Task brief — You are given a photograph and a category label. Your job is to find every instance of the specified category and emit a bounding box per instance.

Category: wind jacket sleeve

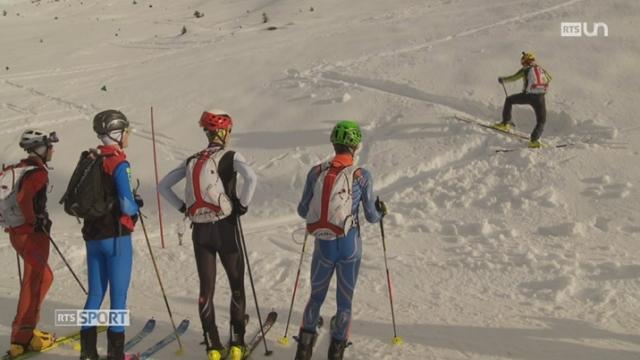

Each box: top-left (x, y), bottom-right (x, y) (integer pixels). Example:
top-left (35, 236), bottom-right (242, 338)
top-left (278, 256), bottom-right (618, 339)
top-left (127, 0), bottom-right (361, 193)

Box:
top-left (158, 160), bottom-right (187, 211)
top-left (233, 153), bottom-right (257, 207)
top-left (297, 167), bottom-right (319, 219)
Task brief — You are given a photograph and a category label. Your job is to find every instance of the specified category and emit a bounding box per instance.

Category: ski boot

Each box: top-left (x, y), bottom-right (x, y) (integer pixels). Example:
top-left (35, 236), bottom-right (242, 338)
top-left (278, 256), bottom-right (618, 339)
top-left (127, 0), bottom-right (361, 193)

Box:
top-left (294, 329), bottom-right (318, 360)
top-left (229, 344), bottom-right (247, 360)
top-left (7, 343), bottom-right (28, 358)
top-left (80, 327), bottom-right (99, 360)
top-left (228, 320), bottom-right (246, 360)
top-left (328, 337), bottom-right (349, 360)
top-left (492, 122), bottom-right (514, 132)
top-left (107, 330), bottom-right (125, 360)
top-left (203, 329), bottom-right (225, 360)
top-left (528, 139), bottom-right (542, 148)
top-left (30, 329), bottom-right (54, 351)
top-left (207, 349), bottom-right (223, 360)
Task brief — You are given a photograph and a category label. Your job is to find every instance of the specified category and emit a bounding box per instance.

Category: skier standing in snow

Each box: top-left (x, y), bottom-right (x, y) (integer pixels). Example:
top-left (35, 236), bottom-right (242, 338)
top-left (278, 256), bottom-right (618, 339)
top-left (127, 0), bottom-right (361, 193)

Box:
top-left (158, 110), bottom-right (257, 360)
top-left (294, 120), bottom-right (387, 360)
top-left (495, 51), bottom-right (552, 148)
top-left (2, 129), bottom-right (58, 358)
top-left (75, 110), bottom-right (141, 360)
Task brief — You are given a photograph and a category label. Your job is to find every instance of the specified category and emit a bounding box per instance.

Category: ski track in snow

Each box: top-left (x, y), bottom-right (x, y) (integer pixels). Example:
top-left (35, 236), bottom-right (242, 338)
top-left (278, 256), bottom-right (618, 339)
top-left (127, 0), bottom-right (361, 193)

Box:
top-left (0, 78), bottom-right (194, 160)
top-left (2, 79), bottom-right (98, 115)
top-left (310, 0), bottom-right (587, 71)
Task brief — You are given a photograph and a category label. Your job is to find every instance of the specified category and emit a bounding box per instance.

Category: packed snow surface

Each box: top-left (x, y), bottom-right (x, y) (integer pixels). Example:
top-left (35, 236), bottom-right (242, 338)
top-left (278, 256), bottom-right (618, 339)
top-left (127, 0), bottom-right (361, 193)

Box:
top-left (1, 0), bottom-right (639, 359)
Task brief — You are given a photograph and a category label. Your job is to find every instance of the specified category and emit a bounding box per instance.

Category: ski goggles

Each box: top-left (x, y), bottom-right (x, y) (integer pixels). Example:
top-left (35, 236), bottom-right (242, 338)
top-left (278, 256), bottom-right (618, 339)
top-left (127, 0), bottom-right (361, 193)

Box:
top-left (45, 131), bottom-right (59, 147)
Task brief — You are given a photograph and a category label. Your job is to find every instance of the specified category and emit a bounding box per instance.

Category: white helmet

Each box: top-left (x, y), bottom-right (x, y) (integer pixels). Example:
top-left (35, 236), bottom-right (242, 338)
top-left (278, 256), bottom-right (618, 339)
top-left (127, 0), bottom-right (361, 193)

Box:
top-left (19, 129), bottom-right (59, 151)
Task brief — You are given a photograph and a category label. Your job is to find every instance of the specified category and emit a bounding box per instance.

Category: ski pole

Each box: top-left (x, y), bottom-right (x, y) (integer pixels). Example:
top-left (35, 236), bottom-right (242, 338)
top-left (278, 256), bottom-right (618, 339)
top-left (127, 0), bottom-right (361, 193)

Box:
top-left (501, 82), bottom-right (508, 97)
top-left (46, 233), bottom-right (88, 295)
top-left (138, 211), bottom-right (184, 354)
top-left (150, 106), bottom-right (167, 249)
top-left (278, 231), bottom-right (309, 346)
top-left (377, 197), bottom-right (403, 345)
top-left (236, 216), bottom-right (273, 356)
top-left (16, 252), bottom-right (22, 286)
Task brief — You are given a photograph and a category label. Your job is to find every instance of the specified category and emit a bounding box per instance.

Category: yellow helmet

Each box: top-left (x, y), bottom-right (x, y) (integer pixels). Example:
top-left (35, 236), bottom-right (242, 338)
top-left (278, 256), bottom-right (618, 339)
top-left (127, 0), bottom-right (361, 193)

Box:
top-left (521, 51), bottom-right (535, 65)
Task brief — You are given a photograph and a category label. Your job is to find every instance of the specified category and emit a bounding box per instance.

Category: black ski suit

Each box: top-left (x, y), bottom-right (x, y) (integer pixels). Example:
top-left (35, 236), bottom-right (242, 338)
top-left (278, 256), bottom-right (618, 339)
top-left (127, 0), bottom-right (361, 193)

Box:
top-left (158, 146), bottom-right (257, 350)
top-left (500, 65), bottom-right (551, 141)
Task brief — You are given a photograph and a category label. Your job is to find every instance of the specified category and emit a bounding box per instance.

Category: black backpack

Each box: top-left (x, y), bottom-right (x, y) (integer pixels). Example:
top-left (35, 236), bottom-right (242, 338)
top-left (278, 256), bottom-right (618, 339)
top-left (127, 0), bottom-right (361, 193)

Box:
top-left (60, 149), bottom-right (116, 220)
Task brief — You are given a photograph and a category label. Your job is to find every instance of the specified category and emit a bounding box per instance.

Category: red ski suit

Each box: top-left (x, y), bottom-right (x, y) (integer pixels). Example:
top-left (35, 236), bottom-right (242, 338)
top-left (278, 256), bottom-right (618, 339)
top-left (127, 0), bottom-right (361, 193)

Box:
top-left (5, 157), bottom-right (53, 345)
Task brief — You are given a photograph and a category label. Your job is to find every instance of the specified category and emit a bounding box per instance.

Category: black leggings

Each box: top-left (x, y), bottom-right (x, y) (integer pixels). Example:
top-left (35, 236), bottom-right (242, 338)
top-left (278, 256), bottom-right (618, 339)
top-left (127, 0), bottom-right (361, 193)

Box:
top-left (502, 92), bottom-right (546, 141)
top-left (192, 219), bottom-right (246, 347)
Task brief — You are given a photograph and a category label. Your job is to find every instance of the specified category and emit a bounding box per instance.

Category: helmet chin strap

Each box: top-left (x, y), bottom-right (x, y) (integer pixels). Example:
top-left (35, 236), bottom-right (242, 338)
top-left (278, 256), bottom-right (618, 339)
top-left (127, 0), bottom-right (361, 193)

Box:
top-left (28, 146), bottom-right (49, 167)
top-left (102, 130), bottom-right (124, 147)
top-left (206, 130), bottom-right (227, 147)
top-left (349, 143), bottom-right (361, 156)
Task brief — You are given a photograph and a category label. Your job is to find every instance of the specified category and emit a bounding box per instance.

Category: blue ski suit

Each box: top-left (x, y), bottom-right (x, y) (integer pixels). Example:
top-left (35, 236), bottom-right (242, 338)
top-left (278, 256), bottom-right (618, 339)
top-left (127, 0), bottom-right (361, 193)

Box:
top-left (297, 155), bottom-right (382, 341)
top-left (82, 147), bottom-right (138, 333)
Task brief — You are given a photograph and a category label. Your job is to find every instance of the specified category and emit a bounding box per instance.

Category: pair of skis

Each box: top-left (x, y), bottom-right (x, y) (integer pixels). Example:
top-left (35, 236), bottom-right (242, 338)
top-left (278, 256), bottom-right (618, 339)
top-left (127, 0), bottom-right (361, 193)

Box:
top-left (130, 318), bottom-right (189, 360)
top-left (452, 115), bottom-right (576, 152)
top-left (1, 327), bottom-right (107, 360)
top-left (2, 319), bottom-right (186, 360)
top-left (238, 311), bottom-right (278, 360)
top-left (116, 311), bottom-right (277, 359)
top-left (6, 311), bottom-right (277, 360)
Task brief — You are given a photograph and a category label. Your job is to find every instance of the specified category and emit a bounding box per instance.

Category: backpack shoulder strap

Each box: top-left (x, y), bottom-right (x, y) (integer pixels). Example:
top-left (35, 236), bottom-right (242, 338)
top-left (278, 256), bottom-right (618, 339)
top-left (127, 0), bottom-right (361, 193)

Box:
top-left (186, 147), bottom-right (220, 167)
top-left (186, 150), bottom-right (204, 166)
top-left (15, 164), bottom-right (43, 192)
top-left (218, 150), bottom-right (235, 170)
top-left (218, 150), bottom-right (236, 178)
top-left (318, 161), bottom-right (333, 173)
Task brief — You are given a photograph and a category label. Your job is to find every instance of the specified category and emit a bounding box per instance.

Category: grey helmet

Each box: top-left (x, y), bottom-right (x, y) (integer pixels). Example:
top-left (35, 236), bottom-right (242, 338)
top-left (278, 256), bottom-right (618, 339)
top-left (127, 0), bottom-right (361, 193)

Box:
top-left (19, 129), bottom-right (59, 151)
top-left (93, 110), bottom-right (129, 135)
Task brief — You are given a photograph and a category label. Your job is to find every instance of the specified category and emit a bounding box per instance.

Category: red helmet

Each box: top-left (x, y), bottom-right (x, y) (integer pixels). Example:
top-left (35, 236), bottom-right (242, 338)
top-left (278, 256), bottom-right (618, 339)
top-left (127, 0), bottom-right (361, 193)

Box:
top-left (199, 110), bottom-right (233, 131)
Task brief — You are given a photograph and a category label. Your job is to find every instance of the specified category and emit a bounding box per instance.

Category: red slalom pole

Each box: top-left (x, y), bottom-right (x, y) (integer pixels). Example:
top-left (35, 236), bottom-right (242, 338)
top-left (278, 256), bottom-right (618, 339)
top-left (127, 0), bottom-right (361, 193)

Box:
top-left (150, 107), bottom-right (166, 249)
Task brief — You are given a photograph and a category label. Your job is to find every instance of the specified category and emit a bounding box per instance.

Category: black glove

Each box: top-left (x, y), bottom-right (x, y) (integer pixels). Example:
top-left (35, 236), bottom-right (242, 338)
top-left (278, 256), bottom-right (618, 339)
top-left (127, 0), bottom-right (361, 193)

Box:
top-left (234, 198), bottom-right (248, 216)
top-left (134, 193), bottom-right (144, 208)
top-left (375, 198), bottom-right (387, 217)
top-left (34, 214), bottom-right (52, 234)
top-left (498, 77), bottom-right (504, 84)
top-left (179, 203), bottom-right (187, 214)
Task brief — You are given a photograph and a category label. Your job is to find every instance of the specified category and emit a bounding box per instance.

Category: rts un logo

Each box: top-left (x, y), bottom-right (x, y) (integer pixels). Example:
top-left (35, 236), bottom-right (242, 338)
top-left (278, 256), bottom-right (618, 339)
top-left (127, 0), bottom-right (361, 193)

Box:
top-left (561, 22), bottom-right (609, 37)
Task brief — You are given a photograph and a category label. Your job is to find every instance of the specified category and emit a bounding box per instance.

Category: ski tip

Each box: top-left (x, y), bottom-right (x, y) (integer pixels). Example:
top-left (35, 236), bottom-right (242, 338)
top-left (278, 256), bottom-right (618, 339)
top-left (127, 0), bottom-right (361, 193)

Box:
top-left (277, 336), bottom-right (290, 346)
top-left (392, 336), bottom-right (404, 346)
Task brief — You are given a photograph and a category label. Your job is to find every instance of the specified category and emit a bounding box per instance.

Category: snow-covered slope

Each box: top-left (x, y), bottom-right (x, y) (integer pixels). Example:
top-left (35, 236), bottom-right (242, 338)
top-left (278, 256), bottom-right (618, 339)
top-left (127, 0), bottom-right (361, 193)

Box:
top-left (1, 0), bottom-right (639, 359)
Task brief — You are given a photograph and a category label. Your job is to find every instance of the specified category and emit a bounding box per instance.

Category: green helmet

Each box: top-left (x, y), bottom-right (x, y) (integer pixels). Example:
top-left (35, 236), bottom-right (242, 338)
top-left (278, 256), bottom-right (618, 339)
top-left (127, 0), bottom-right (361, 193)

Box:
top-left (330, 120), bottom-right (362, 147)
